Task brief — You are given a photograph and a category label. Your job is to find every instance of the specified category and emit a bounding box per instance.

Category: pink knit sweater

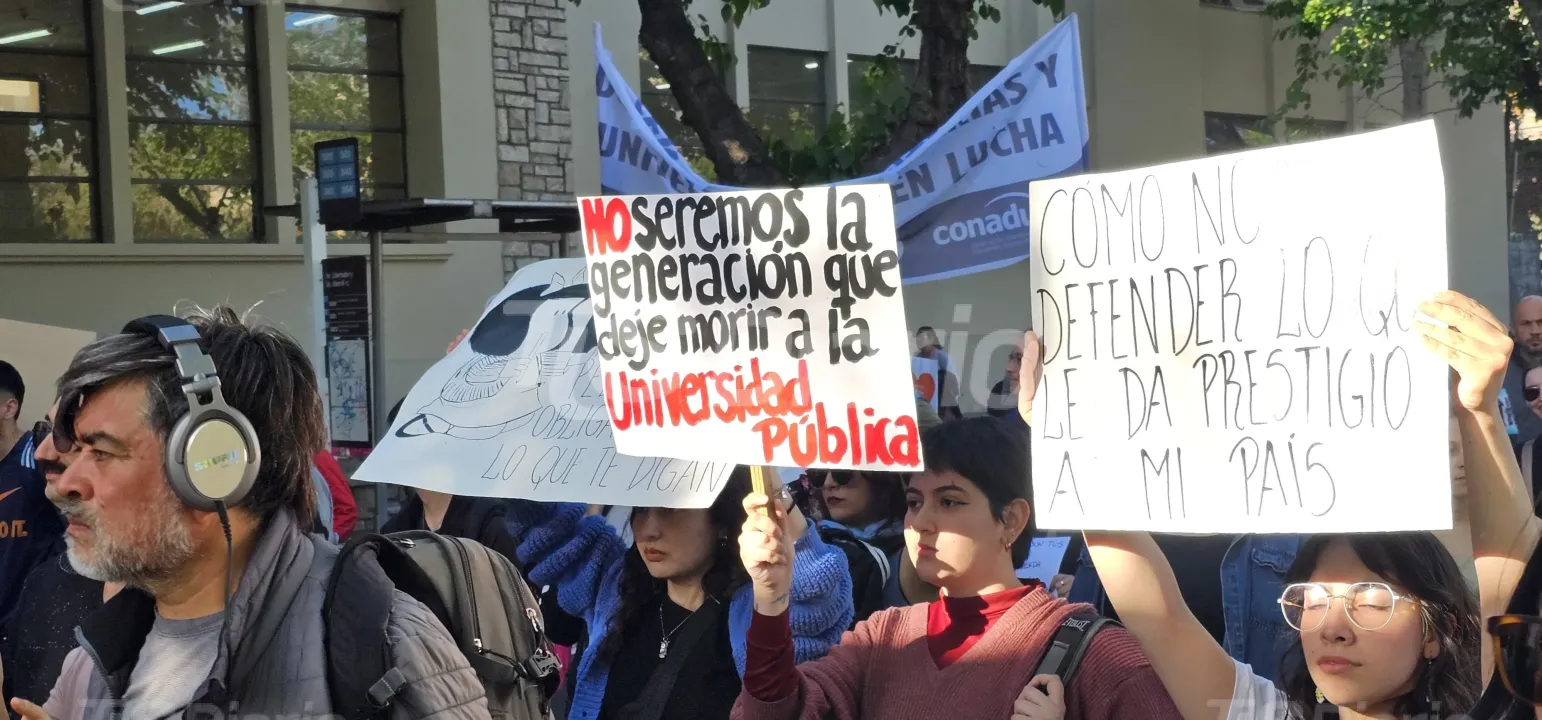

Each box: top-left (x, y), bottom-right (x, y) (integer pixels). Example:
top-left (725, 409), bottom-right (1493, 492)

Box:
top-left (731, 588), bottom-right (1182, 720)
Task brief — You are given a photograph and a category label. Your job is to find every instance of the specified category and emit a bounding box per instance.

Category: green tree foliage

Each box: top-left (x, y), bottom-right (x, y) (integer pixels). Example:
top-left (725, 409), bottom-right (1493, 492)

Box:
top-left (1267, 0), bottom-right (1542, 120)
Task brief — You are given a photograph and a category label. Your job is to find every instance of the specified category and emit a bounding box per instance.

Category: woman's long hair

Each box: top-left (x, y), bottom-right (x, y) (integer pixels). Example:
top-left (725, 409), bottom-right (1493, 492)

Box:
top-left (1277, 532), bottom-right (1481, 718)
top-left (596, 466), bottom-right (752, 663)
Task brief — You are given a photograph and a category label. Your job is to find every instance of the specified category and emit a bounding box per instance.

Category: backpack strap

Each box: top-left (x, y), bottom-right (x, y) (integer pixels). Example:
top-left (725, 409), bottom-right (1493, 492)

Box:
top-left (619, 599), bottom-right (725, 720)
top-left (1032, 612), bottom-right (1117, 687)
top-left (324, 534), bottom-right (402, 720)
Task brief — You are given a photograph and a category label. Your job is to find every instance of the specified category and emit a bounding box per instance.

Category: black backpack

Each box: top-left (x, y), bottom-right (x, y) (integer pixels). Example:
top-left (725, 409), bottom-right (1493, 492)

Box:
top-left (1032, 611), bottom-right (1118, 686)
top-left (323, 530), bottom-right (563, 719)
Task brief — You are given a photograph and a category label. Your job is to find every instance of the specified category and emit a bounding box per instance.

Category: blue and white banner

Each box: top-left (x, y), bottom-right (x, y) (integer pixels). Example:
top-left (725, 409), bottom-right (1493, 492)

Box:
top-left (593, 16), bottom-right (1088, 284)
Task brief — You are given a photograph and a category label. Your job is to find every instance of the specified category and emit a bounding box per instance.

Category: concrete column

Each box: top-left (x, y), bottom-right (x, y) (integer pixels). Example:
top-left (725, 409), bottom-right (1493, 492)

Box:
top-left (401, 0), bottom-right (499, 232)
top-left (1070, 0), bottom-right (1203, 170)
top-left (93, 4), bottom-right (132, 244)
top-left (255, 3), bottom-right (295, 243)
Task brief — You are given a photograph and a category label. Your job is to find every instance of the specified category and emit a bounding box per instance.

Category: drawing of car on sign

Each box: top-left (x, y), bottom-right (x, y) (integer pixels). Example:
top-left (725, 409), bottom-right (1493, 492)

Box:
top-left (395, 262), bottom-right (602, 441)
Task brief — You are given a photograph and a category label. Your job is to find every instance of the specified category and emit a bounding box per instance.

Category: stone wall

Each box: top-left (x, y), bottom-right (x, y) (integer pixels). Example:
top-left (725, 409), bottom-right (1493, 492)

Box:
top-left (490, 0), bottom-right (574, 278)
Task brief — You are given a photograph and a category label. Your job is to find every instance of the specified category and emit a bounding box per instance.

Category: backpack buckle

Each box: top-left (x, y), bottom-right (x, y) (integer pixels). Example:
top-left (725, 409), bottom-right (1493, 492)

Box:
top-left (368, 667), bottom-right (408, 708)
top-left (524, 648), bottom-right (561, 679)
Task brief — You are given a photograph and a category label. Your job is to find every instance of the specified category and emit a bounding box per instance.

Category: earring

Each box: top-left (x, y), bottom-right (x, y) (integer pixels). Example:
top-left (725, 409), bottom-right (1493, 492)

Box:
top-left (1314, 687), bottom-right (1325, 704)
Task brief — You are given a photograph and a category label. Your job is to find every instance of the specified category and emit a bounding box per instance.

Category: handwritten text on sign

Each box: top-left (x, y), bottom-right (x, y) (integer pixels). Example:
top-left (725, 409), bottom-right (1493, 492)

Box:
top-left (580, 185), bottom-right (922, 471)
top-left (1028, 121), bottom-right (1450, 533)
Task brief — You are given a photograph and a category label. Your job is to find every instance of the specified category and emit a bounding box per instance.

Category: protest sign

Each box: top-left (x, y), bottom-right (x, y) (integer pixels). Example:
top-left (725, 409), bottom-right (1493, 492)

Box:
top-left (912, 356), bottom-right (941, 411)
top-left (592, 16), bottom-right (1087, 283)
top-left (1028, 121), bottom-right (1450, 533)
top-left (579, 184), bottom-right (922, 472)
top-left (354, 258), bottom-right (734, 508)
top-left (1017, 536), bottom-right (1072, 587)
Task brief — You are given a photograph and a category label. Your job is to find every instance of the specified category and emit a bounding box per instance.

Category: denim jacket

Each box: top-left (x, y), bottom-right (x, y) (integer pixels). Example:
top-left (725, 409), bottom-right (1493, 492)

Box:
top-left (1069, 534), bottom-right (1302, 682)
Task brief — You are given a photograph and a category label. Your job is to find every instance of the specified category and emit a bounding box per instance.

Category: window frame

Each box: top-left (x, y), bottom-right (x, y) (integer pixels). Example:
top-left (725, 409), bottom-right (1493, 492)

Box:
top-left (125, 1), bottom-right (263, 242)
top-left (286, 4), bottom-right (407, 202)
top-left (0, 0), bottom-right (100, 242)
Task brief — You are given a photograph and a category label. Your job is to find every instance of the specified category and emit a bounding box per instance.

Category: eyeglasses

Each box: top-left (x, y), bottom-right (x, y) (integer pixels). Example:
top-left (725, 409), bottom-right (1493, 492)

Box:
top-left (1527, 386), bottom-right (1541, 403)
top-left (1277, 582), bottom-right (1415, 632)
top-left (805, 471), bottom-right (855, 489)
top-left (32, 419), bottom-right (72, 455)
top-left (1490, 615), bottom-right (1542, 706)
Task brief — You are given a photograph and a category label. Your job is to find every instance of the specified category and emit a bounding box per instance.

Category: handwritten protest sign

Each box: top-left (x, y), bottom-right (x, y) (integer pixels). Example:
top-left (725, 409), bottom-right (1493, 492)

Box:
top-left (579, 185), bottom-right (922, 471)
top-left (1028, 121), bottom-right (1449, 533)
top-left (355, 258), bottom-right (734, 508)
top-left (1017, 536), bottom-right (1072, 587)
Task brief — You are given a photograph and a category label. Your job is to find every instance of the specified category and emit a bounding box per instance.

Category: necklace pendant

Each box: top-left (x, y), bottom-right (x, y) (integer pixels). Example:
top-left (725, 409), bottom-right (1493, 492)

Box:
top-left (658, 639), bottom-right (669, 659)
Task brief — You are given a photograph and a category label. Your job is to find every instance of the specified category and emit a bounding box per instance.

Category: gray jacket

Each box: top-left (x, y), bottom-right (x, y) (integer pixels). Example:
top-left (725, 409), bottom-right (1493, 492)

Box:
top-left (73, 510), bottom-right (489, 719)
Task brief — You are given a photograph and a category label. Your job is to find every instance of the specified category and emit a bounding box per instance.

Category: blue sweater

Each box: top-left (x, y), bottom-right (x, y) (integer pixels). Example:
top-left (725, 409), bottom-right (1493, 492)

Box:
top-left (505, 502), bottom-right (852, 720)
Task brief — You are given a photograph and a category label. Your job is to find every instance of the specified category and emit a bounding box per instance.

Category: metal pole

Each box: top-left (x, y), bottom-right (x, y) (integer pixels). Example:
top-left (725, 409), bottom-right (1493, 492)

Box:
top-left (299, 178), bottom-right (330, 441)
top-left (369, 229), bottom-right (389, 529)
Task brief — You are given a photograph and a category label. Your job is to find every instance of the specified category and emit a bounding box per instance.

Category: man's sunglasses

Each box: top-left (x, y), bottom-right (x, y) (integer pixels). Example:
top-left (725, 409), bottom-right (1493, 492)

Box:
top-left (32, 419), bottom-right (73, 454)
top-left (1490, 614), bottom-right (1542, 706)
top-left (1527, 386), bottom-right (1540, 403)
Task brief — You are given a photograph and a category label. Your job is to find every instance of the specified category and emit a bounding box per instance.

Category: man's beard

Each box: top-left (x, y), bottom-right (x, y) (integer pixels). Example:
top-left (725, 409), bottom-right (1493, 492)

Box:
top-left (51, 482), bottom-right (197, 588)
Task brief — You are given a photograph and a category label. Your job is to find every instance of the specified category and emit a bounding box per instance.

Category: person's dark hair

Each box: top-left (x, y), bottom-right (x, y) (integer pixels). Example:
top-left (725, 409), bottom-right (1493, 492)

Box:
top-left (919, 416), bottom-right (1034, 566)
top-left (1277, 533), bottom-right (1481, 718)
top-left (859, 470), bottom-right (908, 525)
top-left (0, 360), bottom-right (24, 415)
top-left (54, 306), bottom-right (324, 526)
top-left (597, 466), bottom-right (752, 663)
top-left (916, 326), bottom-right (935, 336)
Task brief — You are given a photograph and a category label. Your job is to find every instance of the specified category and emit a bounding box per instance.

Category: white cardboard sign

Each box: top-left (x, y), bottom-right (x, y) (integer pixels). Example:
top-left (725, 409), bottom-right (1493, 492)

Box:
top-left (578, 185), bottom-right (922, 472)
top-left (355, 259), bottom-right (734, 508)
top-left (1028, 121), bottom-right (1450, 532)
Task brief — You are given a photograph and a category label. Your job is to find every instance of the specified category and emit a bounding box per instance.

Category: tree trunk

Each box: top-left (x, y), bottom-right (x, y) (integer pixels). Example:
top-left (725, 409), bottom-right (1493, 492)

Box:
top-left (639, 0), bottom-right (783, 186)
top-left (860, 0), bottom-right (974, 174)
top-left (1398, 39), bottom-right (1428, 119)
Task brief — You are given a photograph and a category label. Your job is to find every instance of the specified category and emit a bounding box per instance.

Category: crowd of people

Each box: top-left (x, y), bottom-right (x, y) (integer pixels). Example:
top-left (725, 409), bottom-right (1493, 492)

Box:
top-left (0, 289), bottom-right (1539, 719)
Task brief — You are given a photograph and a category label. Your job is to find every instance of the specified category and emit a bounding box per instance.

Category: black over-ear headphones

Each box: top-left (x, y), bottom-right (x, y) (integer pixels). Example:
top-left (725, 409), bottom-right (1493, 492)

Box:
top-left (122, 314), bottom-right (261, 512)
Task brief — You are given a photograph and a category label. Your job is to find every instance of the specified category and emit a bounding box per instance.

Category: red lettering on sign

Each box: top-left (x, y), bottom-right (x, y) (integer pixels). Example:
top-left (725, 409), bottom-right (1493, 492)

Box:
top-left (581, 197), bottom-right (631, 255)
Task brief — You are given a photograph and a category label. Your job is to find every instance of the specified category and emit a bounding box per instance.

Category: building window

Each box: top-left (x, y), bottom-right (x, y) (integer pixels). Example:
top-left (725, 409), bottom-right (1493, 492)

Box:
top-left (1285, 118), bottom-right (1347, 143)
top-left (286, 8), bottom-right (405, 204)
top-left (0, 0), bottom-right (96, 242)
top-left (126, 2), bottom-right (259, 242)
top-left (846, 54), bottom-right (915, 115)
top-left (748, 47), bottom-right (826, 146)
top-left (1204, 112), bottom-right (1275, 155)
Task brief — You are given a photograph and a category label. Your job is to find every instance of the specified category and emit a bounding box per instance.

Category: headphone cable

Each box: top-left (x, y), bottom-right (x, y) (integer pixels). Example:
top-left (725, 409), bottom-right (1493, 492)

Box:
top-left (214, 501), bottom-right (235, 700)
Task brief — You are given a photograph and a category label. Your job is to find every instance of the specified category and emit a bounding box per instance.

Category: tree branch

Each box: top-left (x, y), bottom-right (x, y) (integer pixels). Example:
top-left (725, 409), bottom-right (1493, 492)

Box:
top-left (640, 0), bottom-right (783, 186)
top-left (157, 185), bottom-right (223, 240)
top-left (858, 0), bottom-right (975, 174)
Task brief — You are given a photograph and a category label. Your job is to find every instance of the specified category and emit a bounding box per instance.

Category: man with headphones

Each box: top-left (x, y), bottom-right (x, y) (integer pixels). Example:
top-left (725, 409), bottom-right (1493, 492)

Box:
top-left (7, 309), bottom-right (490, 719)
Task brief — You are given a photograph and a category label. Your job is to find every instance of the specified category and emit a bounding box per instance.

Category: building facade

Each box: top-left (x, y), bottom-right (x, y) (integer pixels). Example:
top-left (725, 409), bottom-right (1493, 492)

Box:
top-left (0, 0), bottom-right (1508, 419)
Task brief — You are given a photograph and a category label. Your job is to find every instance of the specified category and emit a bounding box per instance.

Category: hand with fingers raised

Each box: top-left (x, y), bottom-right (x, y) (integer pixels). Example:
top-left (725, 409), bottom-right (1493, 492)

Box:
top-left (1413, 291), bottom-right (1513, 414)
top-left (447, 328), bottom-right (470, 356)
top-left (1011, 675), bottom-right (1066, 720)
top-left (740, 490), bottom-right (796, 617)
